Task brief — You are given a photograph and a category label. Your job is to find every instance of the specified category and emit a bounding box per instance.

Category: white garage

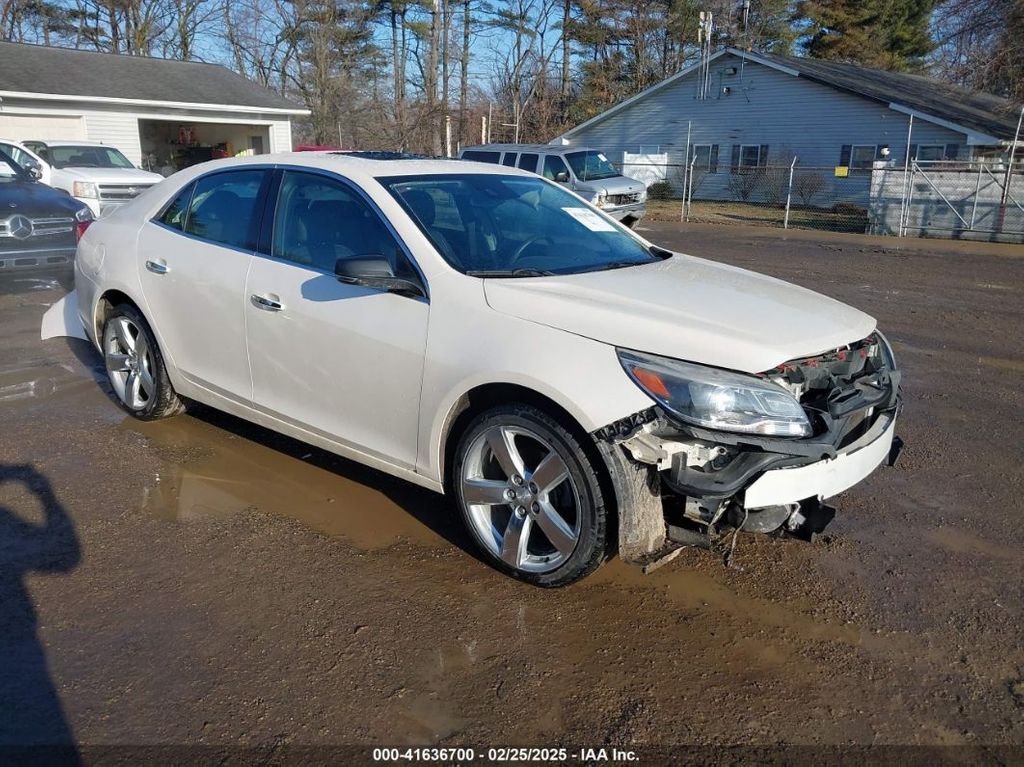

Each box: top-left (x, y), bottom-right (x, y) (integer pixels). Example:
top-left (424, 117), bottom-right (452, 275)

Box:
top-left (0, 41), bottom-right (309, 173)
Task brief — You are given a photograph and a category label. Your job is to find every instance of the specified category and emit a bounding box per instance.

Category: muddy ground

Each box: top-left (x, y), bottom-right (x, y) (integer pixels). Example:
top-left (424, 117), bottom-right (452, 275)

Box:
top-left (1, 223), bottom-right (1022, 756)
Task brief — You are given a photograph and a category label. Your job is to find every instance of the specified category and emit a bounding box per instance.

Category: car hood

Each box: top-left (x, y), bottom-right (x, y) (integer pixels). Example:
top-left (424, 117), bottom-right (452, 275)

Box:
top-left (59, 167), bottom-right (163, 185)
top-left (576, 175), bottom-right (645, 195)
top-left (0, 178), bottom-right (86, 218)
top-left (483, 254), bottom-right (876, 373)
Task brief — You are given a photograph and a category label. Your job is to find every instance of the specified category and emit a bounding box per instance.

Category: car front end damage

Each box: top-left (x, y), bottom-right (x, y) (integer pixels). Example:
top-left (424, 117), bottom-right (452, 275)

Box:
top-left (595, 333), bottom-right (903, 568)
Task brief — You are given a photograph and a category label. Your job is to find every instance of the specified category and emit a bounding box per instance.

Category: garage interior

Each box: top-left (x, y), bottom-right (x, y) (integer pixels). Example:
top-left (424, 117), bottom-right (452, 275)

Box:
top-left (138, 119), bottom-right (271, 175)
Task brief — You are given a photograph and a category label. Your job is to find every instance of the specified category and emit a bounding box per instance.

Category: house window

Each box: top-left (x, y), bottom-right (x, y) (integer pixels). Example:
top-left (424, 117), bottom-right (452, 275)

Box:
top-left (692, 144), bottom-right (719, 173)
top-left (730, 144), bottom-right (769, 174)
top-left (850, 145), bottom-right (876, 170)
top-left (740, 145), bottom-right (761, 169)
top-left (915, 145), bottom-right (945, 162)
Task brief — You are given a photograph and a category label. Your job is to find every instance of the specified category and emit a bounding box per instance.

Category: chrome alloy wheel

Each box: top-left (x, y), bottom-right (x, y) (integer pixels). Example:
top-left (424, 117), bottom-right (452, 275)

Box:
top-left (461, 425), bottom-right (582, 573)
top-left (103, 316), bottom-right (155, 411)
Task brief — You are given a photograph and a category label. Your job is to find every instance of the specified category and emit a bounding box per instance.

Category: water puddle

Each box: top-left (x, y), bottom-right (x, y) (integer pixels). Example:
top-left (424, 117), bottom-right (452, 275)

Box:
top-left (128, 414), bottom-right (447, 551)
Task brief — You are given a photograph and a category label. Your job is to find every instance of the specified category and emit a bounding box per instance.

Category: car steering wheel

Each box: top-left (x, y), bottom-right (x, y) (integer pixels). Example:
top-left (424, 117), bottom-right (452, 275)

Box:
top-left (506, 236), bottom-right (552, 268)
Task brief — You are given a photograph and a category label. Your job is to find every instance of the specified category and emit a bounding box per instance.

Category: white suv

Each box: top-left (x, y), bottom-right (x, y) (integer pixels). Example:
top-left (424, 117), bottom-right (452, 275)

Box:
top-left (45, 152), bottom-right (902, 586)
top-left (17, 140), bottom-right (162, 217)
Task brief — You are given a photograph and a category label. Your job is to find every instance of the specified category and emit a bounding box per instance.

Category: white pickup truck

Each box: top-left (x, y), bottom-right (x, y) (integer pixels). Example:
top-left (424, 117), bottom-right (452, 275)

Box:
top-left (0, 139), bottom-right (162, 218)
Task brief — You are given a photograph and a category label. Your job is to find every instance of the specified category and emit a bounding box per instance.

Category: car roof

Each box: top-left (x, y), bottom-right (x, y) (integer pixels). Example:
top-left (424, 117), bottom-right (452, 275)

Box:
top-left (30, 140), bottom-right (112, 147)
top-left (178, 151), bottom-right (541, 181)
top-left (461, 144), bottom-right (593, 154)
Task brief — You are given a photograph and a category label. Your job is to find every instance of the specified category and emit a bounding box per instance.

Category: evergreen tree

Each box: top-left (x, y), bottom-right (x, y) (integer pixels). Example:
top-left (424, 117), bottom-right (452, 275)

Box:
top-left (795, 0), bottom-right (936, 71)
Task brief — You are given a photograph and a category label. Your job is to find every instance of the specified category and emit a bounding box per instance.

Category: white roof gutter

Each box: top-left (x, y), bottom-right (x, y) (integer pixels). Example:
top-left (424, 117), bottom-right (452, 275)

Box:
top-left (0, 89), bottom-right (310, 116)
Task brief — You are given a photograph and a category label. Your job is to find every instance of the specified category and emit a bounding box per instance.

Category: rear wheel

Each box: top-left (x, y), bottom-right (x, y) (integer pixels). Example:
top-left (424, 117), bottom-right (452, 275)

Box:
top-left (453, 404), bottom-right (608, 587)
top-left (102, 304), bottom-right (184, 420)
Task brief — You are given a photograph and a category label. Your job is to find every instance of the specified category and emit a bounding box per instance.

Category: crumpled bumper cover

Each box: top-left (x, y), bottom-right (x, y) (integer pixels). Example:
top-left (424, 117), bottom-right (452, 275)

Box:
top-left (742, 408), bottom-right (897, 508)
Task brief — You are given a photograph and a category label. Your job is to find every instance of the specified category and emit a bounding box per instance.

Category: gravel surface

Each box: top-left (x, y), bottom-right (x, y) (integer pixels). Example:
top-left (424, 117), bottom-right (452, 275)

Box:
top-left (1, 223), bottom-right (1022, 754)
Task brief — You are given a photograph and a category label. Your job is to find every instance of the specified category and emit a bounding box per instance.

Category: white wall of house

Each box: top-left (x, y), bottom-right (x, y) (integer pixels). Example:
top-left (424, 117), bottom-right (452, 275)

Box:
top-left (0, 96), bottom-right (297, 164)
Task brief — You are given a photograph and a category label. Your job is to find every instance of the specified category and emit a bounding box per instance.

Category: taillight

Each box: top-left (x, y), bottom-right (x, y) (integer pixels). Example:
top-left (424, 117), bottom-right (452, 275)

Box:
top-left (75, 219), bottom-right (92, 242)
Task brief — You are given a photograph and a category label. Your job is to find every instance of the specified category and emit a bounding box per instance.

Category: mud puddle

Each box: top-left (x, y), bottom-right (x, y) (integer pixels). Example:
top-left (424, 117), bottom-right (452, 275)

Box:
top-left (126, 413), bottom-right (448, 551)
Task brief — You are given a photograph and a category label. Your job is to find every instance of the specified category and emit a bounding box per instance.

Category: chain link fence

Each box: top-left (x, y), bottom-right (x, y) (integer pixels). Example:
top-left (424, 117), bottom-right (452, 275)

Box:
top-left (630, 159), bottom-right (1023, 244)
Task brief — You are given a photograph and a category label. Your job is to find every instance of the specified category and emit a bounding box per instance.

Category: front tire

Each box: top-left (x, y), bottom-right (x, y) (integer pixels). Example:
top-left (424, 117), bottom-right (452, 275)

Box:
top-left (102, 304), bottom-right (184, 420)
top-left (453, 404), bottom-right (609, 587)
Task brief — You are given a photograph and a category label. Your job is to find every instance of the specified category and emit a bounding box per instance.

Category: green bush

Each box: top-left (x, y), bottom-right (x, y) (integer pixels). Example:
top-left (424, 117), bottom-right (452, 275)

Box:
top-left (646, 181), bottom-right (674, 200)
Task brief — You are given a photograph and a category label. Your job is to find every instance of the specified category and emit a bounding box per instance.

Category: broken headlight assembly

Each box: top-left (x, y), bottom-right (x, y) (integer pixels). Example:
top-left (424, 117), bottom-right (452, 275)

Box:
top-left (618, 349), bottom-right (813, 438)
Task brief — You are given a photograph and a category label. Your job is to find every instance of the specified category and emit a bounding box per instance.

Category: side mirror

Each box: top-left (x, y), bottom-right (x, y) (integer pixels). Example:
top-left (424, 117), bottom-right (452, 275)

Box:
top-left (27, 165), bottom-right (42, 181)
top-left (554, 170), bottom-right (570, 183)
top-left (335, 255), bottom-right (424, 297)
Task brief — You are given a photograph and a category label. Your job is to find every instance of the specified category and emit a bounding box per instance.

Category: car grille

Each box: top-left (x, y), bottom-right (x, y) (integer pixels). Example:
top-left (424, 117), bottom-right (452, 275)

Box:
top-left (0, 215), bottom-right (75, 241)
top-left (607, 192), bottom-right (642, 205)
top-left (99, 183), bottom-right (154, 201)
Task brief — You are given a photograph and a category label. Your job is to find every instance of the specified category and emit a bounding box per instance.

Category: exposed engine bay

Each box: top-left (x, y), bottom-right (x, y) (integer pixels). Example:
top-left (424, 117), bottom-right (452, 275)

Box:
top-left (596, 334), bottom-right (903, 566)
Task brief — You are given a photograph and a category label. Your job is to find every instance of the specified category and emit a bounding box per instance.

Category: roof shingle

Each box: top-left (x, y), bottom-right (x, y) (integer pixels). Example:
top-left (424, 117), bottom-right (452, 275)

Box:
top-left (0, 41), bottom-right (306, 113)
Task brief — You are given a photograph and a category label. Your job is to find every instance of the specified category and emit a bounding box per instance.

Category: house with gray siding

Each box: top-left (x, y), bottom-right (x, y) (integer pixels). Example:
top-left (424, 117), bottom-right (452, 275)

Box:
top-left (552, 48), bottom-right (1021, 204)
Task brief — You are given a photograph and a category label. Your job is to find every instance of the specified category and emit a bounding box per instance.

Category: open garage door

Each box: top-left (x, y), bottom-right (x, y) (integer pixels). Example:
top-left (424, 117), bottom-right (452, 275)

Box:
top-left (139, 119), bottom-right (271, 176)
top-left (0, 114), bottom-right (86, 142)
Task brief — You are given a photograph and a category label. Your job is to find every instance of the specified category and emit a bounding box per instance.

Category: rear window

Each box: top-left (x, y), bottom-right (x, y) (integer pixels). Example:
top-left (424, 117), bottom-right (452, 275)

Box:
top-left (462, 150), bottom-right (500, 164)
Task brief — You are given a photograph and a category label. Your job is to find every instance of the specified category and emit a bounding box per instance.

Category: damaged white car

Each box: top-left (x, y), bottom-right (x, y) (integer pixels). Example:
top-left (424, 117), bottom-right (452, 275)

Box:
top-left (45, 152), bottom-right (902, 586)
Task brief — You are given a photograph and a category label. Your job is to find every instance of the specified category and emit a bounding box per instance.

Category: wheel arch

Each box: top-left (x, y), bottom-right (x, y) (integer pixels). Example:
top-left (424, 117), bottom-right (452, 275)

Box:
top-left (439, 383), bottom-right (617, 525)
top-left (94, 288), bottom-right (140, 344)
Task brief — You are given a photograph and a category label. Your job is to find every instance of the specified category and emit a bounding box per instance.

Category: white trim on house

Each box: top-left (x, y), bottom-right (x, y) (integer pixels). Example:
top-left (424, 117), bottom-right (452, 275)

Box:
top-left (885, 103), bottom-right (1001, 146)
top-left (0, 89), bottom-right (310, 116)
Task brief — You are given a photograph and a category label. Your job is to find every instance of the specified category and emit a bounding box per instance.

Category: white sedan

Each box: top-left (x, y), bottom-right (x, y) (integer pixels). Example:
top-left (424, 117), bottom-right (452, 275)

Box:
top-left (50, 152), bottom-right (901, 586)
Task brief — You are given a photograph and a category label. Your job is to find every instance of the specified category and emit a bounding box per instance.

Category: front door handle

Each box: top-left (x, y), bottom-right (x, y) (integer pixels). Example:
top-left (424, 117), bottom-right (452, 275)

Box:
top-left (145, 258), bottom-right (169, 274)
top-left (250, 293), bottom-right (283, 311)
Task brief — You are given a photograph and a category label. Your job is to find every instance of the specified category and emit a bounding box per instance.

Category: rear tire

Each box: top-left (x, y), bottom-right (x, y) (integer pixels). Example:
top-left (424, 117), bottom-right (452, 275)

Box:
top-left (453, 403), bottom-right (608, 587)
top-left (101, 304), bottom-right (184, 420)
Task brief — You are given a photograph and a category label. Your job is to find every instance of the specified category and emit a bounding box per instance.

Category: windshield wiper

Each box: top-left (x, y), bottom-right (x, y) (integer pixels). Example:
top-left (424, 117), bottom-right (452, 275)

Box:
top-left (465, 268), bottom-right (554, 278)
top-left (576, 259), bottom-right (656, 274)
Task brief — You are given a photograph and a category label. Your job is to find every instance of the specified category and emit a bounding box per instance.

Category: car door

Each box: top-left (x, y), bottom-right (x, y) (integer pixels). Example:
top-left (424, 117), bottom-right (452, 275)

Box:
top-left (244, 169), bottom-right (429, 469)
top-left (138, 167), bottom-right (270, 405)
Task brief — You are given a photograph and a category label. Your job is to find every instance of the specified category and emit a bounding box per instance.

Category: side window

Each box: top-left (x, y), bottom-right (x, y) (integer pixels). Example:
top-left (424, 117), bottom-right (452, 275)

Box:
top-left (501, 152), bottom-right (518, 167)
top-left (272, 171), bottom-right (416, 279)
top-left (0, 143), bottom-right (25, 167)
top-left (462, 150), bottom-right (500, 163)
top-left (159, 184), bottom-right (194, 230)
top-left (543, 155), bottom-right (570, 181)
top-left (184, 169), bottom-right (265, 250)
top-left (517, 153), bottom-right (539, 172)
top-left (24, 142), bottom-right (50, 163)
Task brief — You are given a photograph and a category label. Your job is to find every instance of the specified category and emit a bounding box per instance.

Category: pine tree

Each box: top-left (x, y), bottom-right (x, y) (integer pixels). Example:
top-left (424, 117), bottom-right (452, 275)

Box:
top-left (795, 0), bottom-right (936, 71)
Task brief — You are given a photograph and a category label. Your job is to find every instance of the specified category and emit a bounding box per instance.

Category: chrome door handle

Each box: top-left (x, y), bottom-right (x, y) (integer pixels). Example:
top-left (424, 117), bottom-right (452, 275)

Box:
top-left (250, 293), bottom-right (283, 311)
top-left (145, 259), bottom-right (169, 274)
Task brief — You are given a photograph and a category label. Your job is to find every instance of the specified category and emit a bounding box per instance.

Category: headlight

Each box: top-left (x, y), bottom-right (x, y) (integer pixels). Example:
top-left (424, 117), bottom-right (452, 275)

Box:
top-left (638, 189), bottom-right (647, 202)
top-left (72, 181), bottom-right (99, 198)
top-left (618, 349), bottom-right (813, 437)
top-left (591, 191), bottom-right (608, 207)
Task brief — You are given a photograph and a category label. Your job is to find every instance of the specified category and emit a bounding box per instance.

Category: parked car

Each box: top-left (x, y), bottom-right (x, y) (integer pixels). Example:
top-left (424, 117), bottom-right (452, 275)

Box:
top-left (459, 143), bottom-right (647, 227)
top-left (18, 140), bottom-right (163, 218)
top-left (47, 152), bottom-right (901, 586)
top-left (0, 148), bottom-right (93, 289)
top-left (0, 139), bottom-right (49, 182)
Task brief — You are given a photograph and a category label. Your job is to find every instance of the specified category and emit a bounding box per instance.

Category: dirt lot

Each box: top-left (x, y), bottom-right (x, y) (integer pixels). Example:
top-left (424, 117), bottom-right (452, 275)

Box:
top-left (1, 223), bottom-right (1023, 758)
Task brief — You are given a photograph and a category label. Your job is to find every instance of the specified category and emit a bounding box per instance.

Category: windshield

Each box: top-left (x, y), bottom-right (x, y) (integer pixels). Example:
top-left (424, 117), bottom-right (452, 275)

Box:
top-left (565, 151), bottom-right (620, 181)
top-left (49, 145), bottom-right (135, 169)
top-left (0, 149), bottom-right (29, 181)
top-left (381, 174), bottom-right (660, 276)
